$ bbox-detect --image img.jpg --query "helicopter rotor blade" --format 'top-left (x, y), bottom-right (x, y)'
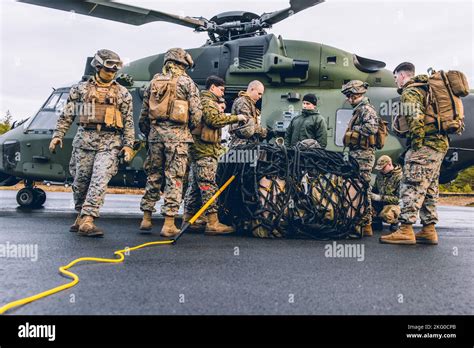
top-left (260, 0), bottom-right (325, 26)
top-left (17, 0), bottom-right (208, 29)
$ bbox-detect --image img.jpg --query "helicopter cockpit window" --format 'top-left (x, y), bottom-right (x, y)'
top-left (27, 92), bottom-right (68, 131)
top-left (335, 109), bottom-right (353, 147)
top-left (43, 93), bottom-right (61, 109)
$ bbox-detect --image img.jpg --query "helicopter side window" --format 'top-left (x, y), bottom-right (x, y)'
top-left (334, 109), bottom-right (353, 147)
top-left (27, 92), bottom-right (68, 131)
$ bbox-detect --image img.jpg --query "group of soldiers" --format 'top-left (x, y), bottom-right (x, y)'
top-left (49, 48), bottom-right (446, 246)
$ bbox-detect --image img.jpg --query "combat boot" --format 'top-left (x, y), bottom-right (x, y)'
top-left (160, 216), bottom-right (180, 238)
top-left (69, 213), bottom-right (82, 233)
top-left (205, 213), bottom-right (235, 235)
top-left (78, 215), bottom-right (104, 238)
top-left (415, 223), bottom-right (438, 245)
top-left (139, 211), bottom-right (153, 231)
top-left (182, 212), bottom-right (206, 232)
top-left (362, 224), bottom-right (373, 237)
top-left (379, 223), bottom-right (415, 245)
top-left (195, 214), bottom-right (208, 227)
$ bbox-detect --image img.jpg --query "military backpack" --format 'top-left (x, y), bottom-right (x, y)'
top-left (394, 69), bottom-right (469, 137)
top-left (148, 74), bottom-right (189, 124)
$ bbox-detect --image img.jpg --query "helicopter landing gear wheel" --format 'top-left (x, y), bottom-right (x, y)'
top-left (16, 188), bottom-right (35, 208)
top-left (32, 188), bottom-right (46, 208)
top-left (16, 187), bottom-right (47, 208)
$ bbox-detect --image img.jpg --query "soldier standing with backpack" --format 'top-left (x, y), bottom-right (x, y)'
top-left (380, 62), bottom-right (450, 245)
top-left (138, 48), bottom-right (202, 238)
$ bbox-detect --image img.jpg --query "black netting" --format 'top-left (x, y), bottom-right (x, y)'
top-left (217, 144), bottom-right (370, 239)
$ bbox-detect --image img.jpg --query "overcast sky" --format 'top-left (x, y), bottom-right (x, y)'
top-left (1, 0), bottom-right (473, 121)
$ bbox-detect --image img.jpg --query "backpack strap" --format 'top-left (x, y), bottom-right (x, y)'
top-left (167, 76), bottom-right (179, 115)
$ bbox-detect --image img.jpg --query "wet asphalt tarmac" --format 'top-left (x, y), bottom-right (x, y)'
top-left (0, 191), bottom-right (473, 315)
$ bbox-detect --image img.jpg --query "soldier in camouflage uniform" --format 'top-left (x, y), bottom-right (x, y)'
top-left (371, 155), bottom-right (402, 232)
top-left (229, 80), bottom-right (268, 146)
top-left (341, 80), bottom-right (380, 237)
top-left (138, 48), bottom-right (202, 237)
top-left (184, 76), bottom-right (246, 234)
top-left (380, 62), bottom-right (449, 245)
top-left (49, 49), bottom-right (135, 237)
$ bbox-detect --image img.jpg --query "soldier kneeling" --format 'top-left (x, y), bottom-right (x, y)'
top-left (371, 155), bottom-right (402, 232)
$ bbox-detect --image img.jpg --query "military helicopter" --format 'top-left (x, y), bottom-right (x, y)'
top-left (1, 0), bottom-right (473, 208)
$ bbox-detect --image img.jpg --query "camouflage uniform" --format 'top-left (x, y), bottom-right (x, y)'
top-left (398, 75), bottom-right (449, 225)
top-left (229, 91), bottom-right (267, 147)
top-left (372, 165), bottom-right (402, 224)
top-left (346, 97), bottom-right (379, 226)
top-left (53, 76), bottom-right (134, 218)
top-left (185, 90), bottom-right (239, 215)
top-left (139, 63), bottom-right (202, 217)
top-left (347, 97), bottom-right (379, 182)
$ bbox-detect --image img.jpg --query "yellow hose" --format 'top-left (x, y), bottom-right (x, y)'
top-left (0, 240), bottom-right (173, 315)
top-left (0, 175), bottom-right (236, 315)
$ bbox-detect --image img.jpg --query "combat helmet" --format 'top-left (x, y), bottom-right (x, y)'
top-left (90, 49), bottom-right (123, 71)
top-left (164, 48), bottom-right (194, 68)
top-left (341, 80), bottom-right (369, 96)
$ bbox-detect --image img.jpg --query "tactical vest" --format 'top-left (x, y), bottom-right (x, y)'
top-left (191, 119), bottom-right (222, 144)
top-left (191, 95), bottom-right (223, 144)
top-left (148, 74), bottom-right (189, 124)
top-left (343, 103), bottom-right (382, 150)
top-left (200, 124), bottom-right (221, 144)
top-left (79, 83), bottom-right (123, 129)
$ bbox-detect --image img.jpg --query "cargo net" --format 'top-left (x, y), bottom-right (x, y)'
top-left (217, 144), bottom-right (369, 239)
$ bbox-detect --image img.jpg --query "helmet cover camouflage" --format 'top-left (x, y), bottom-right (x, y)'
top-left (341, 80), bottom-right (369, 96)
top-left (375, 155), bottom-right (393, 171)
top-left (90, 49), bottom-right (123, 71)
top-left (164, 48), bottom-right (194, 68)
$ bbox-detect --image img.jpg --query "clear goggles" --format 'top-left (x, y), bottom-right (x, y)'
top-left (96, 55), bottom-right (123, 70)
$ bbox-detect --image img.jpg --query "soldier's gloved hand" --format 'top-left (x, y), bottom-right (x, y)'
top-left (370, 193), bottom-right (382, 202)
top-left (49, 137), bottom-right (63, 154)
top-left (120, 146), bottom-right (134, 163)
